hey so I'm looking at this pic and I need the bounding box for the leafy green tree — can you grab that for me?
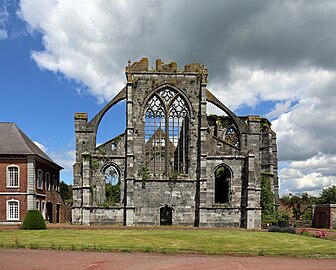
[60,181,73,205]
[280,193,314,220]
[318,185,336,204]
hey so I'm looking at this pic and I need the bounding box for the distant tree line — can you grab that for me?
[261,175,336,224]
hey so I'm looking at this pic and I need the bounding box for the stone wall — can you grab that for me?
[72,58,278,228]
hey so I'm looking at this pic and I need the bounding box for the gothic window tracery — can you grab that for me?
[224,126,240,147]
[144,88,190,179]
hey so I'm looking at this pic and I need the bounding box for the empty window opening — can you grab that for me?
[206,103,240,148]
[105,165,120,205]
[160,205,173,226]
[215,166,231,204]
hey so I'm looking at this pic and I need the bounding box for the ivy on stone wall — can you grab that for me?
[260,172,275,221]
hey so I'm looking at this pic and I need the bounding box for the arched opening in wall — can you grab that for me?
[96,100,126,147]
[104,165,120,205]
[206,103,240,148]
[46,202,53,223]
[144,88,190,179]
[215,166,231,204]
[160,205,173,226]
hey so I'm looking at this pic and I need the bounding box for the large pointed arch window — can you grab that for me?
[144,88,190,179]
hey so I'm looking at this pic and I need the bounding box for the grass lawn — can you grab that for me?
[0,228,335,258]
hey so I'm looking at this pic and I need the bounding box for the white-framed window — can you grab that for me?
[6,165,20,188]
[53,175,57,191]
[41,201,46,219]
[37,169,43,189]
[36,200,40,211]
[7,200,19,220]
[45,173,50,191]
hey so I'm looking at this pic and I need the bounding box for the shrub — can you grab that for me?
[281,227,296,234]
[21,210,46,230]
[267,226,282,233]
[267,226,296,234]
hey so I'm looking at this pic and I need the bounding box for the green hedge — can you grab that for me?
[21,210,46,230]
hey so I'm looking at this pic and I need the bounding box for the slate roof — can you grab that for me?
[0,122,62,168]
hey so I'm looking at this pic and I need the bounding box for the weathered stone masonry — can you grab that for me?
[72,58,278,228]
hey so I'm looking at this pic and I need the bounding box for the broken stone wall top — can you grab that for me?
[126,57,208,76]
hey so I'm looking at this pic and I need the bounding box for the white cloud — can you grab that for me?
[0,5,9,40]
[33,140,75,180]
[280,161,336,196]
[50,149,75,174]
[272,73,336,162]
[33,140,47,152]
[266,100,292,120]
[18,0,336,195]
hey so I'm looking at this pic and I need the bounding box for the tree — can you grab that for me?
[280,193,315,220]
[318,185,336,204]
[60,181,73,206]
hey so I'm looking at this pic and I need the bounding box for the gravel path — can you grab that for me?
[1,249,336,270]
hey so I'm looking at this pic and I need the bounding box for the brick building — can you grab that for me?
[73,58,278,228]
[0,122,67,224]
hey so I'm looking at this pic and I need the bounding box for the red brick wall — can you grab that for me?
[0,158,28,222]
[0,157,63,223]
[0,194,27,222]
[0,159,27,193]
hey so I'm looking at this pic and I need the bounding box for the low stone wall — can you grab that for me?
[199,207,241,227]
[90,207,124,225]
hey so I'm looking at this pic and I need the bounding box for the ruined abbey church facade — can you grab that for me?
[72,58,278,228]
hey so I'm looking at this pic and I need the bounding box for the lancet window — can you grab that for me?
[144,88,190,179]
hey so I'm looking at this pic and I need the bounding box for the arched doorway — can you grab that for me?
[215,166,231,204]
[160,205,173,226]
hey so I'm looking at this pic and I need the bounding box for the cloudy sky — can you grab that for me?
[1,0,336,196]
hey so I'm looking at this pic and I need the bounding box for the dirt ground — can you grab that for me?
[1,249,336,270]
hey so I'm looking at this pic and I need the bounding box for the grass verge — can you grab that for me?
[0,228,335,258]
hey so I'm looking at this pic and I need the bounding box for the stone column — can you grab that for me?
[26,156,36,211]
[245,150,261,229]
[72,113,88,225]
[125,75,135,225]
[197,69,208,226]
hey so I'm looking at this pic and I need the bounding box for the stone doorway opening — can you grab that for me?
[160,205,173,226]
